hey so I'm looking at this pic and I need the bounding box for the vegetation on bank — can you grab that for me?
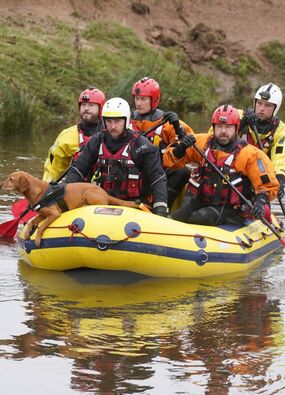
[1,16,284,138]
[0,17,217,137]
[261,40,285,80]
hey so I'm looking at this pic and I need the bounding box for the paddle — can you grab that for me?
[0,166,72,240]
[192,142,285,246]
[278,197,285,217]
[142,119,167,137]
[251,124,263,150]
[0,205,32,239]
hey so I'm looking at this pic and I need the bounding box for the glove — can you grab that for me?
[163,111,179,126]
[153,205,168,217]
[276,174,285,199]
[241,108,259,130]
[172,134,196,159]
[163,110,183,133]
[251,193,269,219]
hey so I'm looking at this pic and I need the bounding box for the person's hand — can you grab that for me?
[251,193,268,219]
[172,134,196,159]
[180,134,196,148]
[163,111,179,126]
[153,205,168,217]
[242,108,259,129]
[277,174,285,199]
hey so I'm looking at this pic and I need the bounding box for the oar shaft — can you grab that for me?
[252,125,264,151]
[142,120,167,137]
[278,197,285,217]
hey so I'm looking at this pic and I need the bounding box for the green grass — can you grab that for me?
[261,40,285,79]
[0,17,217,136]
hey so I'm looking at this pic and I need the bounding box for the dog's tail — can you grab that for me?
[108,197,151,212]
[108,196,138,208]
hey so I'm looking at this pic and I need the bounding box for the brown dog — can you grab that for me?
[0,171,142,247]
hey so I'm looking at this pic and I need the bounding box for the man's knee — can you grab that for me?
[189,206,221,225]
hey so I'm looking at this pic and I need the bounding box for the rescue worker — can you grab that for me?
[131,77,195,208]
[163,104,279,225]
[43,86,106,183]
[239,82,285,200]
[65,97,168,216]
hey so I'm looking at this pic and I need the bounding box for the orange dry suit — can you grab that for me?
[131,108,194,156]
[187,138,252,207]
[163,132,279,204]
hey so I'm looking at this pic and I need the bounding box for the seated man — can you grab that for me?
[131,76,195,208]
[65,97,168,217]
[43,86,106,183]
[238,82,285,200]
[163,104,279,225]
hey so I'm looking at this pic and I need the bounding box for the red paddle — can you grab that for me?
[11,198,36,223]
[0,205,32,239]
[1,166,72,239]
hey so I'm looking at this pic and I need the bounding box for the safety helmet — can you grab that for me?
[78,87,106,116]
[132,77,160,110]
[102,97,131,128]
[254,82,282,117]
[212,104,240,131]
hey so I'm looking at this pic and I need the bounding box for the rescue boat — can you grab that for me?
[17,205,284,277]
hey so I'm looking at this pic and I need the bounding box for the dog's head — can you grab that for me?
[0,171,30,193]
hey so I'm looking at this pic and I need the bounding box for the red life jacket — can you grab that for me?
[188,139,252,207]
[92,134,143,199]
[240,117,279,152]
[73,126,91,161]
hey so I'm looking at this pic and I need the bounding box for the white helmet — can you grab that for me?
[254,82,283,116]
[102,97,131,128]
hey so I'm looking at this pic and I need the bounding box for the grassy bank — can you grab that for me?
[0,17,217,137]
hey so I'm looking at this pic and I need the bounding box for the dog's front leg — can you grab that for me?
[35,213,61,247]
[24,214,43,241]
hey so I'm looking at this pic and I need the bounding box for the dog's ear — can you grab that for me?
[18,175,29,193]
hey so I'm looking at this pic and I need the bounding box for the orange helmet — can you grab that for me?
[212,104,240,131]
[132,77,160,110]
[78,87,106,116]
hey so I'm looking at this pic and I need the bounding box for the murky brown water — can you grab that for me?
[1,116,285,394]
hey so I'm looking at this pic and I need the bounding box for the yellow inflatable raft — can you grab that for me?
[17,205,284,277]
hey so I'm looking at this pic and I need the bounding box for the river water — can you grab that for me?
[0,116,285,394]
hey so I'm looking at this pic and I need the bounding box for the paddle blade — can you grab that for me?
[11,199,36,223]
[11,198,29,217]
[0,217,21,239]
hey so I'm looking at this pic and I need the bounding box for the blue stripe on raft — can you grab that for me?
[19,236,282,265]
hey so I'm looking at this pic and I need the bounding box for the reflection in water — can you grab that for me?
[0,259,281,393]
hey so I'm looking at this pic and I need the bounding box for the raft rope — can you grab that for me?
[44,222,279,248]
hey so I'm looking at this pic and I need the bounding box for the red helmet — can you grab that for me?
[78,87,106,116]
[212,104,240,131]
[132,77,160,110]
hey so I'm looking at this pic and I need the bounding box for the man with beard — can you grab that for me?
[163,104,278,225]
[239,83,285,200]
[65,97,168,216]
[43,86,106,183]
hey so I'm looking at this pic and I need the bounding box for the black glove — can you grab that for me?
[276,174,285,199]
[241,108,259,130]
[251,193,269,219]
[153,205,168,217]
[172,134,196,159]
[164,111,179,126]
